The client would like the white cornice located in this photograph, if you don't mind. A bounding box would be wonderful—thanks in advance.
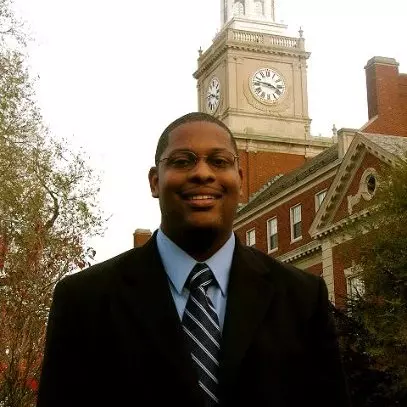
[313,210,370,239]
[194,28,308,79]
[234,132,333,148]
[276,240,322,263]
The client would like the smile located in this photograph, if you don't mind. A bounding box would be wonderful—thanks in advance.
[186,195,217,201]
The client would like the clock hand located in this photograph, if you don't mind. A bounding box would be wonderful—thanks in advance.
[257,81,276,90]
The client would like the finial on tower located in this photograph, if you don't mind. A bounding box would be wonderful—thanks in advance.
[198,46,203,57]
[299,26,304,38]
[332,124,338,136]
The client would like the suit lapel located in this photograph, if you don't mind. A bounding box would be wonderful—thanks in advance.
[219,240,278,393]
[113,233,202,403]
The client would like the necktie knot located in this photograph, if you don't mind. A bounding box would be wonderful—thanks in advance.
[186,263,214,293]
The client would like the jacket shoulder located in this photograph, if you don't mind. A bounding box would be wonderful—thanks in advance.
[240,244,322,293]
[55,247,141,295]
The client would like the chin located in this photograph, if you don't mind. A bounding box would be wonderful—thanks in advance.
[185,213,223,231]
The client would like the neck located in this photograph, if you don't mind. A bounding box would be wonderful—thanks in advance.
[162,227,231,262]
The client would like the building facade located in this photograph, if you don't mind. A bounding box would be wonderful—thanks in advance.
[132,3,407,308]
[233,57,407,307]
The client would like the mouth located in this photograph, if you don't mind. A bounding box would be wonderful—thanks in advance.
[180,192,221,208]
[185,195,217,201]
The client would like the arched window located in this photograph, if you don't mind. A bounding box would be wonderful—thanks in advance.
[254,1,264,15]
[233,1,244,16]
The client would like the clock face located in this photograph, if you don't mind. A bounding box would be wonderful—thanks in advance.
[250,68,286,104]
[206,77,221,114]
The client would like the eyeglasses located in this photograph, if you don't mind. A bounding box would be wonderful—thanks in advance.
[159,150,239,171]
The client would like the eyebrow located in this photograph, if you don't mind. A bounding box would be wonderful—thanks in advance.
[167,148,233,154]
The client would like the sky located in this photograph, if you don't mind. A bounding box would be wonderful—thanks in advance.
[13,0,406,262]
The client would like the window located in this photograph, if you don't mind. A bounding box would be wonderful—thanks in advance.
[267,217,278,252]
[290,204,302,241]
[246,228,256,247]
[347,275,365,299]
[366,174,376,195]
[233,1,244,16]
[254,1,264,15]
[315,189,327,212]
[345,264,365,302]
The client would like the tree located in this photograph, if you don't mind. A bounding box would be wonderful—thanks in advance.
[338,155,407,404]
[334,304,407,406]
[0,2,104,406]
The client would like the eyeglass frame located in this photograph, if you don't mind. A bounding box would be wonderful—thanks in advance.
[158,149,239,171]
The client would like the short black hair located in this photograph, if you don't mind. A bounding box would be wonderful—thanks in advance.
[154,112,238,165]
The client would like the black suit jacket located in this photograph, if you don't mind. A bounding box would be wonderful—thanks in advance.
[37,233,350,407]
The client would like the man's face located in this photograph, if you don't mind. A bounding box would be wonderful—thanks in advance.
[149,120,243,239]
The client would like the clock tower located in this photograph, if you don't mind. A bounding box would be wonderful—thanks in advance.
[194,0,333,202]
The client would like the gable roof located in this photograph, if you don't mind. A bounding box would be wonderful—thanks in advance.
[236,143,339,218]
[309,132,406,237]
[363,133,407,158]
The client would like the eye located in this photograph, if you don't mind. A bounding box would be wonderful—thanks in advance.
[208,154,233,168]
[167,153,195,168]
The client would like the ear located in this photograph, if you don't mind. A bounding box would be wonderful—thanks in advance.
[148,167,159,198]
[238,167,243,197]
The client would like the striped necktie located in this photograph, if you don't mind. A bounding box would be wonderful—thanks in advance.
[182,263,221,405]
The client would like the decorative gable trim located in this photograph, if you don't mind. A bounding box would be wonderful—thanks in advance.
[309,133,398,238]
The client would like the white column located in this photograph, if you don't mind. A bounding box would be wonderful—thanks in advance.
[264,0,275,21]
[321,238,335,305]
[244,0,250,17]
[227,0,234,20]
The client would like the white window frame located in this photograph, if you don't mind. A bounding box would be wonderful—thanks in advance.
[315,189,327,212]
[267,217,278,253]
[290,204,302,242]
[345,265,365,300]
[246,228,256,247]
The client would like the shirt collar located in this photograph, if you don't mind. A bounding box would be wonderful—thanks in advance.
[156,228,235,296]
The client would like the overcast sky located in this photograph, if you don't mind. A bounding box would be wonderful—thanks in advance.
[13,0,406,262]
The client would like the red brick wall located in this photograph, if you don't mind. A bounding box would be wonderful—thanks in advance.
[332,244,350,309]
[399,74,407,93]
[238,149,306,203]
[364,61,407,137]
[333,153,382,224]
[235,176,335,255]
[306,262,322,277]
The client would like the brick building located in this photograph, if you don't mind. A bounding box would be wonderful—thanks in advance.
[233,56,407,307]
[132,4,407,307]
[362,57,407,137]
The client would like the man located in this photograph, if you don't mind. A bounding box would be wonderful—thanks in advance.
[37,112,350,407]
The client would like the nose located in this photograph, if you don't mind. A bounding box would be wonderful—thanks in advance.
[187,157,216,183]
